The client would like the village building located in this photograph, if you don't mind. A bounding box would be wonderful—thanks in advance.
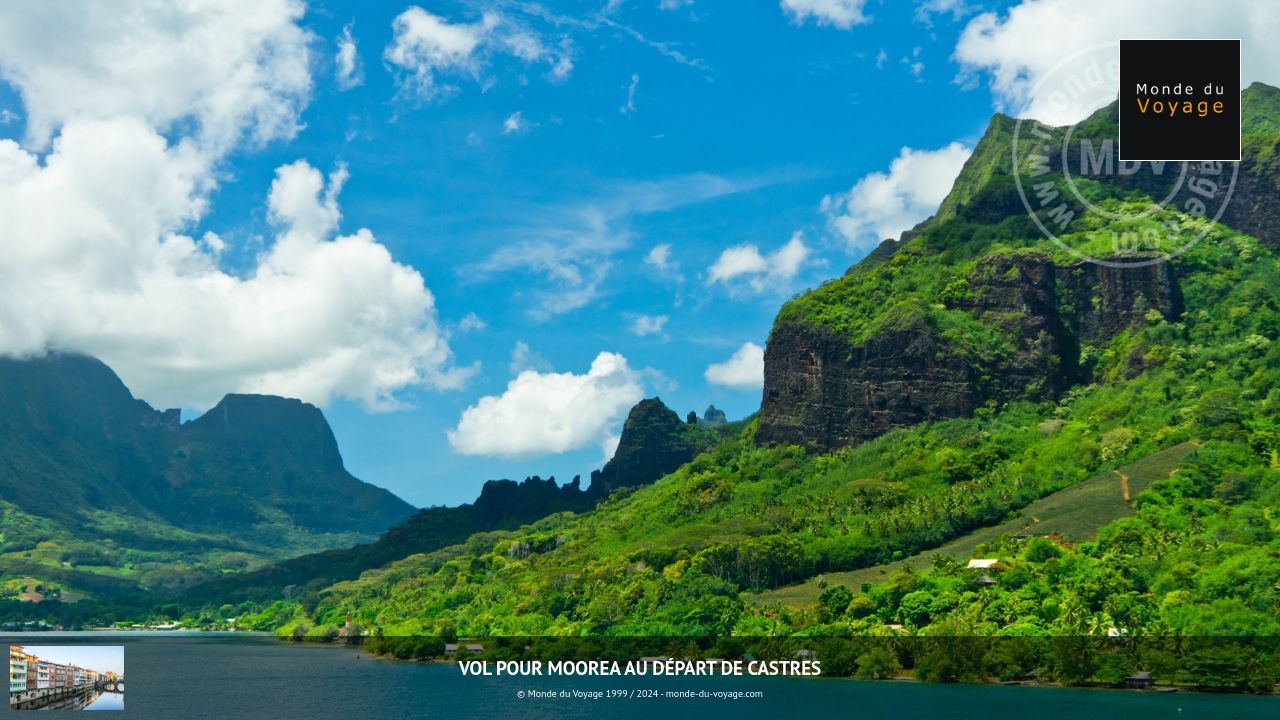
[9,646,29,693]
[1124,671,1154,689]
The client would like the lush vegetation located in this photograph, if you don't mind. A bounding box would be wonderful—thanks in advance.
[224,90,1280,695]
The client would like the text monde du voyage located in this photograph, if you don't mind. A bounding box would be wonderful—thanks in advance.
[457,658,823,677]
[1134,82,1229,118]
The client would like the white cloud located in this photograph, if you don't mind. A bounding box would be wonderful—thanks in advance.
[335,22,364,91]
[384,5,573,103]
[645,244,673,271]
[620,73,639,115]
[384,6,491,102]
[822,142,971,251]
[0,0,311,153]
[659,0,694,9]
[503,111,524,133]
[914,0,977,24]
[954,0,1280,125]
[550,54,574,82]
[448,352,644,458]
[707,231,810,292]
[457,312,487,332]
[705,342,764,390]
[629,315,668,336]
[780,0,870,29]
[0,109,17,125]
[874,49,888,70]
[901,46,924,80]
[0,1,469,411]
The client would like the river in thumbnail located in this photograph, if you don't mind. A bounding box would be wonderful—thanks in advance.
[2,633,1276,719]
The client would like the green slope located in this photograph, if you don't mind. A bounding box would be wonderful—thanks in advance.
[752,441,1199,608]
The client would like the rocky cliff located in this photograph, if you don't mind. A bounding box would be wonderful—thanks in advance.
[752,85,1280,454]
[758,251,1182,453]
[589,397,701,495]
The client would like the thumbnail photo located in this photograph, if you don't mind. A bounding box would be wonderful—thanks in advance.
[9,646,123,711]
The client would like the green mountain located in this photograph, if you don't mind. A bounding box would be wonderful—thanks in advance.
[0,353,414,596]
[247,85,1280,671]
[179,396,739,605]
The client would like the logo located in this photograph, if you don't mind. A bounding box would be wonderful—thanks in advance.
[1012,42,1238,268]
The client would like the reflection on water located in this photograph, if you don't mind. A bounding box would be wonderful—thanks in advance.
[85,690,125,710]
[15,689,123,711]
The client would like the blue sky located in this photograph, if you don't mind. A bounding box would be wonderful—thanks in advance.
[13,646,124,675]
[4,1,1274,509]
[292,0,1014,505]
[16,0,1200,509]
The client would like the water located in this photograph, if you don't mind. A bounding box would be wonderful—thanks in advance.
[3,634,1276,719]
[85,690,124,710]
[11,689,123,711]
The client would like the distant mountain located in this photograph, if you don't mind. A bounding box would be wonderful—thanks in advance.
[182,396,741,604]
[0,353,413,594]
[589,397,703,495]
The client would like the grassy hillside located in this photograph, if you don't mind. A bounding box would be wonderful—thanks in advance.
[752,441,1198,607]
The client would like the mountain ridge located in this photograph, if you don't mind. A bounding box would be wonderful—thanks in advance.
[0,352,414,593]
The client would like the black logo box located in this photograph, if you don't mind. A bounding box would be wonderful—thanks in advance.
[1119,39,1240,162]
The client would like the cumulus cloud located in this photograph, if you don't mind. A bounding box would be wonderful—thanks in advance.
[955,0,1280,125]
[629,315,668,336]
[822,143,971,251]
[705,342,764,390]
[0,0,311,153]
[780,0,870,29]
[384,5,573,102]
[384,6,491,101]
[448,352,644,458]
[0,0,469,411]
[707,232,810,292]
[503,111,524,134]
[334,22,364,91]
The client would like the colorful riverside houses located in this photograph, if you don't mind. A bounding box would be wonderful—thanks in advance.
[25,653,36,691]
[36,661,51,690]
[9,646,28,693]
